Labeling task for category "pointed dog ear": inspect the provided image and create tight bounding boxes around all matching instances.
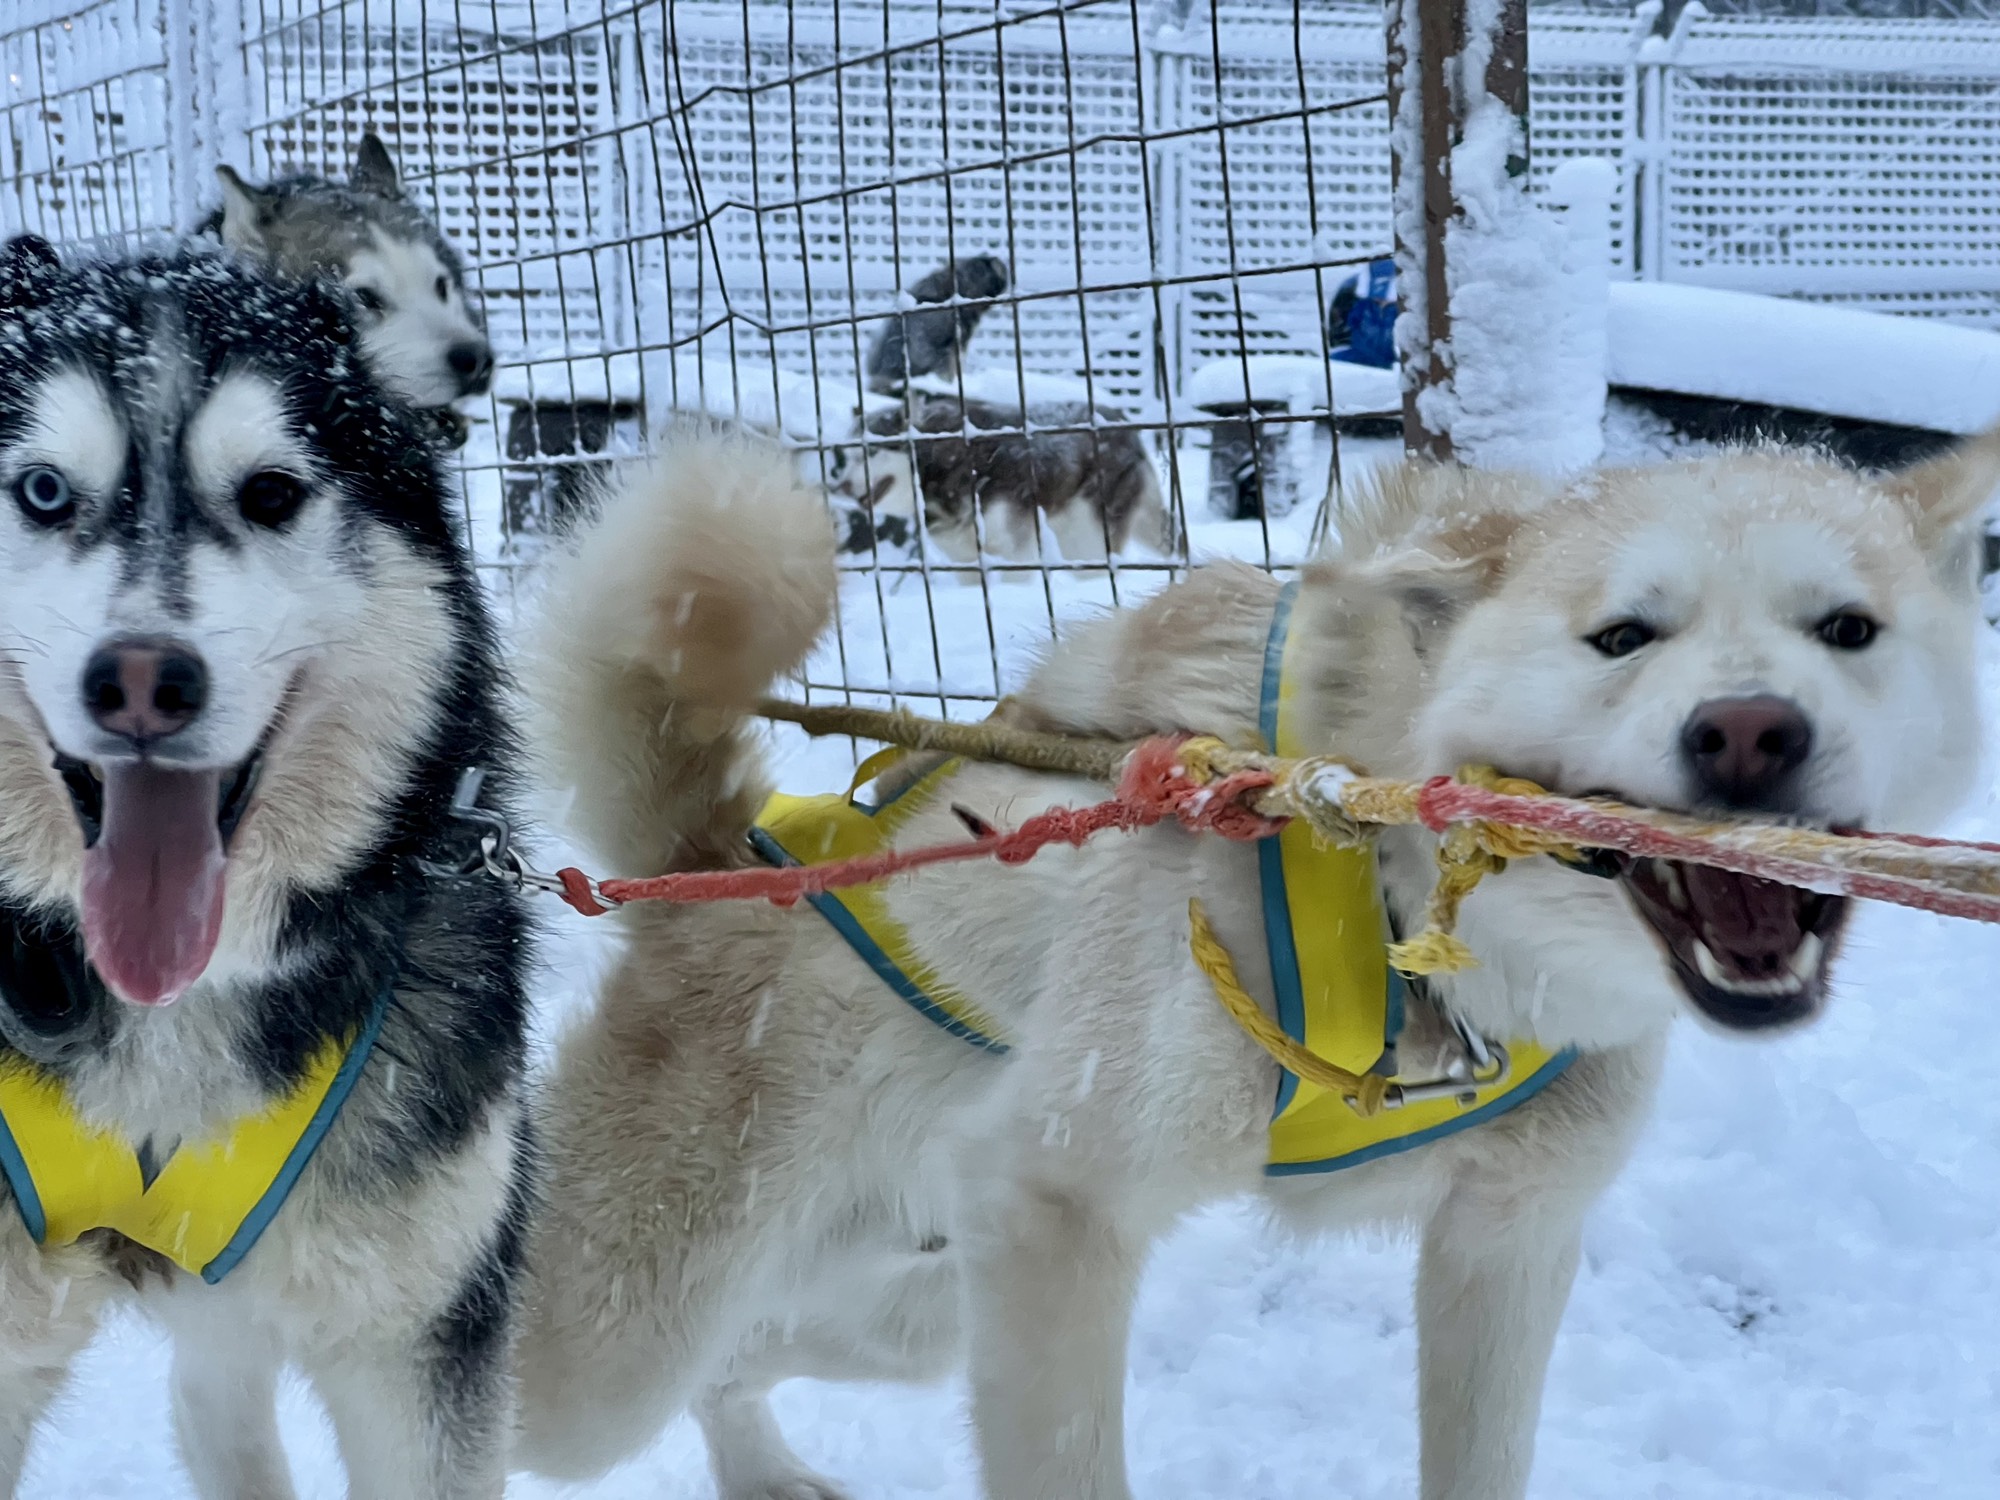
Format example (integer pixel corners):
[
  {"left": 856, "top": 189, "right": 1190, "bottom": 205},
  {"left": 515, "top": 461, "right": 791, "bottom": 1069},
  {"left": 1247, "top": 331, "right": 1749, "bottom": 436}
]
[
  {"left": 1885, "top": 426, "right": 2000, "bottom": 593},
  {"left": 350, "top": 133, "right": 402, "bottom": 198},
  {"left": 0, "top": 235, "right": 61, "bottom": 310},
  {"left": 1887, "top": 426, "right": 2000, "bottom": 550},
  {"left": 215, "top": 165, "right": 275, "bottom": 252},
  {"left": 1306, "top": 540, "right": 1512, "bottom": 663}
]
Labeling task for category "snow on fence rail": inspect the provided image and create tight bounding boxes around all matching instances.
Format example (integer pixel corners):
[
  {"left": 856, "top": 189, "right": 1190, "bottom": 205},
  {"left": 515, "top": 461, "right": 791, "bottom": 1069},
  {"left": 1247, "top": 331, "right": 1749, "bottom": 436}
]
[{"left": 4, "top": 1, "right": 2000, "bottom": 716}]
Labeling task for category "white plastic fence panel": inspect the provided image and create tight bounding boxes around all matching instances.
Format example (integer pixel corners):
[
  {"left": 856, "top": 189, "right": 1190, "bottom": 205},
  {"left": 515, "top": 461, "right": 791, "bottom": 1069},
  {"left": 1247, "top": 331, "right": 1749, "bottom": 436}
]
[
  {"left": 1154, "top": 4, "right": 1636, "bottom": 386},
  {"left": 1658, "top": 13, "right": 2000, "bottom": 329},
  {"left": 628, "top": 0, "right": 1159, "bottom": 426},
  {"left": 0, "top": 0, "right": 176, "bottom": 251},
  {"left": 1528, "top": 6, "right": 1644, "bottom": 276}
]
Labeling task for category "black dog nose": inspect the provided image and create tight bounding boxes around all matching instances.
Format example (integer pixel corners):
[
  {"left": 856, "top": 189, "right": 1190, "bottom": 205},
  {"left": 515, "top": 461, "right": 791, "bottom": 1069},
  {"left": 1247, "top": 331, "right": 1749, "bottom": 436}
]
[
  {"left": 82, "top": 640, "right": 208, "bottom": 744},
  {"left": 1681, "top": 695, "right": 1812, "bottom": 808},
  {"left": 447, "top": 341, "right": 493, "bottom": 393}
]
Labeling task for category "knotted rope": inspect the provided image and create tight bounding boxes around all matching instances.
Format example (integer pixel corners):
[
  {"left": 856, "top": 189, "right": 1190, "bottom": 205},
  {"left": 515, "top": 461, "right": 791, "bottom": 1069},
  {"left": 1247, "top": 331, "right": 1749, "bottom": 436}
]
[
  {"left": 746, "top": 699, "right": 2000, "bottom": 941},
  {"left": 540, "top": 698, "right": 2000, "bottom": 966}
]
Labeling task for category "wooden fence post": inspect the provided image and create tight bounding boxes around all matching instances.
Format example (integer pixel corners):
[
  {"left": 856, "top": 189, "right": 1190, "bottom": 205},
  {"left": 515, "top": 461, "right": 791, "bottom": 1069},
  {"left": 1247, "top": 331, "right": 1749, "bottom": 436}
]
[{"left": 1387, "top": 0, "right": 1531, "bottom": 461}]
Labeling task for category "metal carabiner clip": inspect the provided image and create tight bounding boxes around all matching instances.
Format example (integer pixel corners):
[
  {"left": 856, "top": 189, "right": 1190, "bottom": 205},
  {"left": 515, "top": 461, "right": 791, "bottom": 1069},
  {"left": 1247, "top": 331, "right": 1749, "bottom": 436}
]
[
  {"left": 417, "top": 767, "right": 616, "bottom": 912},
  {"left": 417, "top": 768, "right": 519, "bottom": 881},
  {"left": 1377, "top": 1012, "right": 1513, "bottom": 1111}
]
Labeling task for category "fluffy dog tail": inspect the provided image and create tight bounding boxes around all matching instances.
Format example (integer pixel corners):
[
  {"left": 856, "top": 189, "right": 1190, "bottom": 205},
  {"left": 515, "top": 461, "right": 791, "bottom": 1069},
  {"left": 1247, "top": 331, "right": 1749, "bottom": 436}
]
[{"left": 527, "top": 424, "right": 837, "bottom": 876}]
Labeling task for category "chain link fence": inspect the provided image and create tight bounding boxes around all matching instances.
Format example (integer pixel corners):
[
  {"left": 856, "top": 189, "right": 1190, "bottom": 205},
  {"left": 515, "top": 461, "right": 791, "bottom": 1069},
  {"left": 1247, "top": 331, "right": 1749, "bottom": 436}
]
[{"left": 5, "top": 0, "right": 2000, "bottom": 722}]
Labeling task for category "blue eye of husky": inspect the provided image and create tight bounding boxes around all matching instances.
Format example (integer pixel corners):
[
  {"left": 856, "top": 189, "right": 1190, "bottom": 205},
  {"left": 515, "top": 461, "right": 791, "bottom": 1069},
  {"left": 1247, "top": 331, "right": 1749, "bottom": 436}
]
[
  {"left": 13, "top": 466, "right": 74, "bottom": 526},
  {"left": 238, "top": 470, "right": 307, "bottom": 529}
]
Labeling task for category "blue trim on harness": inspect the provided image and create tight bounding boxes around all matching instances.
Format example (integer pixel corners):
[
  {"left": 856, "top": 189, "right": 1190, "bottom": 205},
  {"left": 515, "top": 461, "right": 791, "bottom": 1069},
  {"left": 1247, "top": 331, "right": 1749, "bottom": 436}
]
[
  {"left": 1264, "top": 1046, "right": 1579, "bottom": 1177},
  {"left": 0, "top": 1102, "right": 46, "bottom": 1244},
  {"left": 198, "top": 977, "right": 396, "bottom": 1283},
  {"left": 749, "top": 826, "right": 1012, "bottom": 1054},
  {"left": 1258, "top": 580, "right": 1308, "bottom": 1119}
]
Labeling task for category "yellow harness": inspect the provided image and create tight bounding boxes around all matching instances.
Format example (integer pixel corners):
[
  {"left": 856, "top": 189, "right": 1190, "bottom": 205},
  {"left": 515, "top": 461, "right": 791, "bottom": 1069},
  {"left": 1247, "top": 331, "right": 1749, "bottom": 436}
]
[
  {"left": 0, "top": 986, "right": 390, "bottom": 1282},
  {"left": 752, "top": 584, "right": 1575, "bottom": 1175}
]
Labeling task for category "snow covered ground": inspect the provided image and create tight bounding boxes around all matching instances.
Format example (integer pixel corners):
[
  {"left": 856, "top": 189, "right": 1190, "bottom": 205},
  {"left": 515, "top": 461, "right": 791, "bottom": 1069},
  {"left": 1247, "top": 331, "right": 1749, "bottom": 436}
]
[{"left": 19, "top": 430, "right": 2000, "bottom": 1499}]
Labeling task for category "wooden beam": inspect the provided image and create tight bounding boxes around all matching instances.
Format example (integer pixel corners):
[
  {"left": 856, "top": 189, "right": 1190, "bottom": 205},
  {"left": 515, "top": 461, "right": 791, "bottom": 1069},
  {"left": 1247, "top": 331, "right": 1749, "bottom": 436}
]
[{"left": 1388, "top": 0, "right": 1532, "bottom": 461}]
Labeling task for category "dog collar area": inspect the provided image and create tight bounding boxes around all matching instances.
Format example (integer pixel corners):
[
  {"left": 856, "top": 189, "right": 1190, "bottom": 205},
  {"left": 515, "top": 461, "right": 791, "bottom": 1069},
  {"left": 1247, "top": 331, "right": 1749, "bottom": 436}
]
[
  {"left": 750, "top": 581, "right": 1576, "bottom": 1177},
  {"left": 0, "top": 982, "right": 392, "bottom": 1283}
]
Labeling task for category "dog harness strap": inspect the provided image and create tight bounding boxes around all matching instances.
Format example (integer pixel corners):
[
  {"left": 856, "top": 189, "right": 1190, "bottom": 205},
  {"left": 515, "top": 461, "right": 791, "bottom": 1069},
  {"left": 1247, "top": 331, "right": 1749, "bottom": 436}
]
[
  {"left": 0, "top": 980, "right": 393, "bottom": 1282},
  {"left": 751, "top": 755, "right": 1011, "bottom": 1052},
  {"left": 747, "top": 586, "right": 1575, "bottom": 1174},
  {"left": 1258, "top": 579, "right": 1407, "bottom": 1121},
  {"left": 1257, "top": 582, "right": 1577, "bottom": 1176}
]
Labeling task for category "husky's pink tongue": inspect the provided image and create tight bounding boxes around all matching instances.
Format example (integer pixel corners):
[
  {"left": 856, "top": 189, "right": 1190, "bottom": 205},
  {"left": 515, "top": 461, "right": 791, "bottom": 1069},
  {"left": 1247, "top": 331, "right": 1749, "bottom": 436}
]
[{"left": 80, "top": 764, "right": 227, "bottom": 1006}]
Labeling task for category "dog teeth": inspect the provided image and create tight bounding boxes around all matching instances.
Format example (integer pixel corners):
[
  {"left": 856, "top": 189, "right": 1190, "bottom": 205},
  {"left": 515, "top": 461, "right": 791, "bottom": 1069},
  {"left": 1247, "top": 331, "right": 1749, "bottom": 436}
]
[
  {"left": 1652, "top": 858, "right": 1688, "bottom": 911},
  {"left": 1787, "top": 933, "right": 1825, "bottom": 983},
  {"left": 1692, "top": 939, "right": 1808, "bottom": 998},
  {"left": 1692, "top": 940, "right": 1729, "bottom": 989}
]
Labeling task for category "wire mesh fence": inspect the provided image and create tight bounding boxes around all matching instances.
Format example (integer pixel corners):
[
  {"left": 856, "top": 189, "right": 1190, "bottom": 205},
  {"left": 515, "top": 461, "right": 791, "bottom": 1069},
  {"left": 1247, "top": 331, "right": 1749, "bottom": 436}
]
[
  {"left": 2, "top": 1, "right": 177, "bottom": 252},
  {"left": 5, "top": 0, "right": 2000, "bottom": 728}
]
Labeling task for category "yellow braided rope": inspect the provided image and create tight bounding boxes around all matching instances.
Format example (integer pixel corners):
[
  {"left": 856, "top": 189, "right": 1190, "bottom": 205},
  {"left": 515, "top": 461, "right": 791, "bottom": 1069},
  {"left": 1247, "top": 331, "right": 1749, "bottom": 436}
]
[
  {"left": 1381, "top": 765, "right": 1586, "bottom": 977},
  {"left": 1187, "top": 898, "right": 1392, "bottom": 1117}
]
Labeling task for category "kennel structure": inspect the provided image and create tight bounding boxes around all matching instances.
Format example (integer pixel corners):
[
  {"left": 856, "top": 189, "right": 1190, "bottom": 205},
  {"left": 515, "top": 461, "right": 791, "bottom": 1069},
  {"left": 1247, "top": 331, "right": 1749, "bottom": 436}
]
[{"left": 5, "top": 0, "right": 2000, "bottom": 714}]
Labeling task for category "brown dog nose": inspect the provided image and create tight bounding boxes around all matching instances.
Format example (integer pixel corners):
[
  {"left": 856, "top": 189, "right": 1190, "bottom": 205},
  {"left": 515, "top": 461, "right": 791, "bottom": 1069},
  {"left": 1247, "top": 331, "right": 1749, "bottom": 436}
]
[
  {"left": 82, "top": 639, "right": 208, "bottom": 744},
  {"left": 1681, "top": 695, "right": 1812, "bottom": 808}
]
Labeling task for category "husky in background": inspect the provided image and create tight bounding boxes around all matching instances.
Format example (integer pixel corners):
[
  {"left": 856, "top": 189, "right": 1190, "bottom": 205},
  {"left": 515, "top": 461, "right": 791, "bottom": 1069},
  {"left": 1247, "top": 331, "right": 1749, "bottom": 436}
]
[
  {"left": 864, "top": 254, "right": 1010, "bottom": 396},
  {"left": 204, "top": 134, "right": 494, "bottom": 439},
  {"left": 514, "top": 425, "right": 1994, "bottom": 1499},
  {"left": 0, "top": 237, "right": 533, "bottom": 1498},
  {"left": 832, "top": 253, "right": 1175, "bottom": 562},
  {"left": 830, "top": 391, "right": 1173, "bottom": 562}
]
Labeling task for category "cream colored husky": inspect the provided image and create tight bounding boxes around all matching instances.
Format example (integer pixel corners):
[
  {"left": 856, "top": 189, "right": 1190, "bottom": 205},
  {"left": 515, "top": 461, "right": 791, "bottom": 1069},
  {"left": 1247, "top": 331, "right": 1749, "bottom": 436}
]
[{"left": 512, "top": 425, "right": 1997, "bottom": 1500}]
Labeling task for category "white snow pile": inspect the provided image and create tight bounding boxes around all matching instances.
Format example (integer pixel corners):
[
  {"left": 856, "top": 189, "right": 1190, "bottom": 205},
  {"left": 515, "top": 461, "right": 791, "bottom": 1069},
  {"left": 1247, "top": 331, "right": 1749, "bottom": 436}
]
[
  {"left": 1434, "top": 143, "right": 1612, "bottom": 476},
  {"left": 493, "top": 350, "right": 870, "bottom": 444},
  {"left": 1183, "top": 355, "right": 1401, "bottom": 421},
  {"left": 1607, "top": 281, "right": 2000, "bottom": 435}
]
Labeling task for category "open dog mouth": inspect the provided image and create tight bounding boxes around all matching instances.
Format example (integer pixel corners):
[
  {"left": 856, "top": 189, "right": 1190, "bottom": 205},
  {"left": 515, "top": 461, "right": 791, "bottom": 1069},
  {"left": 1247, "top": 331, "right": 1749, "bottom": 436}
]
[
  {"left": 54, "top": 748, "right": 264, "bottom": 851},
  {"left": 1591, "top": 851, "right": 1850, "bottom": 1031},
  {"left": 51, "top": 727, "right": 275, "bottom": 1009}
]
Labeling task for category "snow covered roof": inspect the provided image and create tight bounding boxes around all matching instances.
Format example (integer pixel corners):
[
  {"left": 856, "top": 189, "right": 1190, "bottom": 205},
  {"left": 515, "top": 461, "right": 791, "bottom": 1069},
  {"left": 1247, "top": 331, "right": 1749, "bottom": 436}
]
[{"left": 1607, "top": 281, "right": 2000, "bottom": 435}]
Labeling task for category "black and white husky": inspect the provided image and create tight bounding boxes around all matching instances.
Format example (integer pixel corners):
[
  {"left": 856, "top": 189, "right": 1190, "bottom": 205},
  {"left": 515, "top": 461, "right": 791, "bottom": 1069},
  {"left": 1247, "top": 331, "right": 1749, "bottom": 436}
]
[
  {"left": 0, "top": 237, "right": 533, "bottom": 1497},
  {"left": 205, "top": 134, "right": 495, "bottom": 433}
]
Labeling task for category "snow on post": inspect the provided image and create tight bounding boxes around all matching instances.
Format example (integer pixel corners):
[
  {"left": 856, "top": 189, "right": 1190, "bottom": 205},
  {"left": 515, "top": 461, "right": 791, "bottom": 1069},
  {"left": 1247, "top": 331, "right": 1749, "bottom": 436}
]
[
  {"left": 1388, "top": 0, "right": 1610, "bottom": 474},
  {"left": 160, "top": 0, "right": 252, "bottom": 234}
]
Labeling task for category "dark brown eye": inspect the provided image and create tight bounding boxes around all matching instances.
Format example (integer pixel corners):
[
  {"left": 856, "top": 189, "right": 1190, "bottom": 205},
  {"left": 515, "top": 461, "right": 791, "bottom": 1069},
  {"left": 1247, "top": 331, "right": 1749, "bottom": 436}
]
[
  {"left": 1588, "top": 620, "right": 1655, "bottom": 659},
  {"left": 1816, "top": 609, "right": 1879, "bottom": 651},
  {"left": 238, "top": 470, "right": 307, "bottom": 529},
  {"left": 351, "top": 286, "right": 385, "bottom": 313},
  {"left": 434, "top": 275, "right": 450, "bottom": 301}
]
